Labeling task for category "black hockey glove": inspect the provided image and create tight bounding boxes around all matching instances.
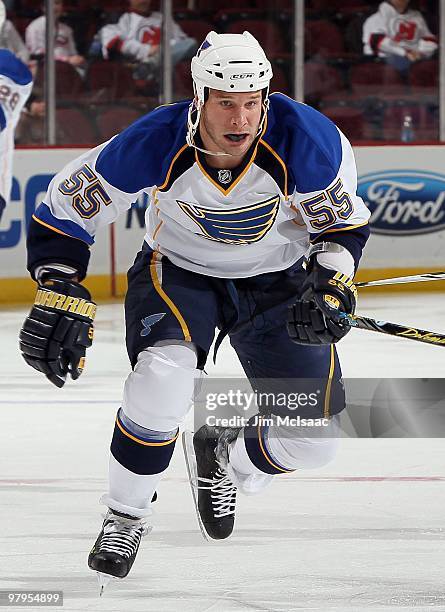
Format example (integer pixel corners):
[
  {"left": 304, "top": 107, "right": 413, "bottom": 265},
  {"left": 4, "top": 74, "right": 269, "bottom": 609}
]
[
  {"left": 287, "top": 260, "right": 357, "bottom": 345},
  {"left": 19, "top": 278, "right": 96, "bottom": 388}
]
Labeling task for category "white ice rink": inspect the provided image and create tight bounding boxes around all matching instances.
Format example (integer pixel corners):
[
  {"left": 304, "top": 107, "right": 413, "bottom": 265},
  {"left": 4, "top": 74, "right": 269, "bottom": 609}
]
[{"left": 1, "top": 293, "right": 445, "bottom": 611}]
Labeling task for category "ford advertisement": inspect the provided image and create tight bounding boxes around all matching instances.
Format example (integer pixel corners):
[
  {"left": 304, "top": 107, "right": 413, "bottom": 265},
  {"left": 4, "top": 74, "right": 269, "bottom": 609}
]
[{"left": 358, "top": 170, "right": 445, "bottom": 236}]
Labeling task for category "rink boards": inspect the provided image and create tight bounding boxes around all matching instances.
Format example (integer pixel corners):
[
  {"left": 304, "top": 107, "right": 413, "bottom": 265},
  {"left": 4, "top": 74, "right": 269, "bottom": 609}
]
[{"left": 1, "top": 144, "right": 445, "bottom": 302}]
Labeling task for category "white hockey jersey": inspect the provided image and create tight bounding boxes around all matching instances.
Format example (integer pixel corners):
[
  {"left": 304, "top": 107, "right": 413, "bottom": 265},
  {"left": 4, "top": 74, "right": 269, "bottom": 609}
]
[
  {"left": 0, "top": 50, "right": 32, "bottom": 202},
  {"left": 363, "top": 1, "right": 438, "bottom": 58},
  {"left": 99, "top": 11, "right": 192, "bottom": 61},
  {"left": 25, "top": 16, "right": 78, "bottom": 59},
  {"left": 31, "top": 94, "right": 370, "bottom": 279}
]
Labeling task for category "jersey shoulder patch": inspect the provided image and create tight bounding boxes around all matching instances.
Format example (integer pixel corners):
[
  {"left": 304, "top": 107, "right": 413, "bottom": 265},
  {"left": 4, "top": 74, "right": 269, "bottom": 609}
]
[
  {"left": 95, "top": 101, "right": 190, "bottom": 194},
  {"left": 265, "top": 93, "right": 343, "bottom": 193},
  {"left": 0, "top": 49, "right": 33, "bottom": 85}
]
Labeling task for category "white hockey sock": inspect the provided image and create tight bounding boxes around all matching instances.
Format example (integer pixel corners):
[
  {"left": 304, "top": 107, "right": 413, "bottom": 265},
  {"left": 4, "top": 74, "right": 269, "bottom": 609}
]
[
  {"left": 228, "top": 416, "right": 340, "bottom": 489},
  {"left": 229, "top": 429, "right": 265, "bottom": 476},
  {"left": 101, "top": 454, "right": 162, "bottom": 519},
  {"left": 266, "top": 429, "right": 339, "bottom": 470},
  {"left": 266, "top": 415, "right": 340, "bottom": 470},
  {"left": 102, "top": 343, "right": 199, "bottom": 519},
  {"left": 227, "top": 430, "right": 274, "bottom": 495}
]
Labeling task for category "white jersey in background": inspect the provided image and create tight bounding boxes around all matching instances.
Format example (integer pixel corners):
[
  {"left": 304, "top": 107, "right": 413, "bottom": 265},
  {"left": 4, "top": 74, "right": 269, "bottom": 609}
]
[
  {"left": 99, "top": 11, "right": 191, "bottom": 61},
  {"left": 0, "top": 49, "right": 32, "bottom": 203},
  {"left": 363, "top": 1, "right": 438, "bottom": 58},
  {"left": 25, "top": 16, "right": 78, "bottom": 59}
]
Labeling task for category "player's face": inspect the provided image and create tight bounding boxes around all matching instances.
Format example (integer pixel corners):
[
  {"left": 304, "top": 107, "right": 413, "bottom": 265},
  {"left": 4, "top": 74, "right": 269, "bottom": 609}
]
[
  {"left": 200, "top": 89, "right": 263, "bottom": 161},
  {"left": 390, "top": 0, "right": 410, "bottom": 13}
]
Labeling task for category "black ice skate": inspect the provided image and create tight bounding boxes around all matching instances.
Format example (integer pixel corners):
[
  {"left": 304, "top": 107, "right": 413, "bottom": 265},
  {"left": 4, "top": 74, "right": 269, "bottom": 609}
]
[
  {"left": 88, "top": 509, "right": 150, "bottom": 594},
  {"left": 183, "top": 425, "right": 239, "bottom": 541}
]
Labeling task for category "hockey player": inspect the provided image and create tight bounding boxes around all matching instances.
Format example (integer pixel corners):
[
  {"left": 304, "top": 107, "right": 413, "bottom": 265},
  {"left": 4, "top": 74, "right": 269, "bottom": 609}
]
[
  {"left": 0, "top": 1, "right": 33, "bottom": 221},
  {"left": 363, "top": 0, "right": 438, "bottom": 71},
  {"left": 19, "top": 31, "right": 370, "bottom": 584}
]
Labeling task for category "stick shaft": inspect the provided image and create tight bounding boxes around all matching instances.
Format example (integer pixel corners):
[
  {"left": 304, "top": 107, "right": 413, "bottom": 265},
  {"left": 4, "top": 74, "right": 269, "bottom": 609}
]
[
  {"left": 339, "top": 313, "right": 445, "bottom": 347},
  {"left": 356, "top": 271, "right": 445, "bottom": 288}
]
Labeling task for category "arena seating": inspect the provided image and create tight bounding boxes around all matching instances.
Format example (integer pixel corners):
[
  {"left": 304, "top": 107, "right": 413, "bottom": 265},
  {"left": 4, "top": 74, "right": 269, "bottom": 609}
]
[
  {"left": 305, "top": 20, "right": 345, "bottom": 58},
  {"left": 56, "top": 107, "right": 97, "bottom": 144},
  {"left": 409, "top": 60, "right": 438, "bottom": 89},
  {"left": 320, "top": 104, "right": 368, "bottom": 141},
  {"left": 95, "top": 105, "right": 143, "bottom": 141},
  {"left": 304, "top": 62, "right": 344, "bottom": 106},
  {"left": 35, "top": 61, "right": 85, "bottom": 100},
  {"left": 87, "top": 60, "right": 136, "bottom": 102},
  {"left": 225, "top": 20, "right": 287, "bottom": 55},
  {"left": 7, "top": 0, "right": 439, "bottom": 144},
  {"left": 174, "top": 19, "right": 213, "bottom": 45},
  {"left": 349, "top": 61, "right": 406, "bottom": 96}
]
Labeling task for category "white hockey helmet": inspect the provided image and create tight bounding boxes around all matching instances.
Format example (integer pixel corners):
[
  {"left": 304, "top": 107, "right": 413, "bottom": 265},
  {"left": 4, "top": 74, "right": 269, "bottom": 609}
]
[
  {"left": 191, "top": 30, "right": 273, "bottom": 103},
  {"left": 0, "top": 1, "right": 5, "bottom": 31},
  {"left": 187, "top": 31, "right": 273, "bottom": 156}
]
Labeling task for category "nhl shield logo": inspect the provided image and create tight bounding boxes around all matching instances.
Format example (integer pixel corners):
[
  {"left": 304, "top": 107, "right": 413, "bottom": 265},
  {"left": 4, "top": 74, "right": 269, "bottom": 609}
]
[{"left": 218, "top": 169, "right": 232, "bottom": 184}]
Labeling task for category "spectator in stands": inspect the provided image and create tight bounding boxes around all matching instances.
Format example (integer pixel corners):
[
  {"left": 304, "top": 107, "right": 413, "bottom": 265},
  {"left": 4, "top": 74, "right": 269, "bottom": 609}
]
[
  {"left": 97, "top": 0, "right": 197, "bottom": 83},
  {"left": 0, "top": 13, "right": 28, "bottom": 63},
  {"left": 363, "top": 0, "right": 438, "bottom": 72},
  {"left": 25, "top": 0, "right": 85, "bottom": 69}
]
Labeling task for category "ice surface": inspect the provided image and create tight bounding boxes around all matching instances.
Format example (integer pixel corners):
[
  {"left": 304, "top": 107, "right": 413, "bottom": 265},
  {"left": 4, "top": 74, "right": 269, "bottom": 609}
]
[{"left": 1, "top": 293, "right": 445, "bottom": 611}]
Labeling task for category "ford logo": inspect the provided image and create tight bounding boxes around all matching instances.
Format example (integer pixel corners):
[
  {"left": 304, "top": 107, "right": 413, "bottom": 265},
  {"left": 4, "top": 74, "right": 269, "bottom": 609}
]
[{"left": 357, "top": 170, "right": 445, "bottom": 235}]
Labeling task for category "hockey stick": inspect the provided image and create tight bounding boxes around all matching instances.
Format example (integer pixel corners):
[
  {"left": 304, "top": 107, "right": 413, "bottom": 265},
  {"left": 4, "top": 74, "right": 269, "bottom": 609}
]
[
  {"left": 338, "top": 312, "right": 445, "bottom": 347},
  {"left": 356, "top": 271, "right": 445, "bottom": 288}
]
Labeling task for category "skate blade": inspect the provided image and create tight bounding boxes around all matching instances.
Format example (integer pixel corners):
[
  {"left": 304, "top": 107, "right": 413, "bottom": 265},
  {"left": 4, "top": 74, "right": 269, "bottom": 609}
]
[
  {"left": 96, "top": 572, "right": 115, "bottom": 597},
  {"left": 182, "top": 430, "right": 210, "bottom": 543}
]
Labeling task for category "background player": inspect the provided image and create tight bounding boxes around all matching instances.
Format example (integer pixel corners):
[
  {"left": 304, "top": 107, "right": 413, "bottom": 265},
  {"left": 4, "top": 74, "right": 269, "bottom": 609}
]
[
  {"left": 0, "top": 0, "right": 32, "bottom": 222},
  {"left": 19, "top": 31, "right": 369, "bottom": 587}
]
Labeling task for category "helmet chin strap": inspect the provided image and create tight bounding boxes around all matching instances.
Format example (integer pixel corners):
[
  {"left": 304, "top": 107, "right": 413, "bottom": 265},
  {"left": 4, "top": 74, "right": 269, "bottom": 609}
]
[
  {"left": 186, "top": 89, "right": 269, "bottom": 158},
  {"left": 186, "top": 99, "right": 231, "bottom": 157},
  {"left": 192, "top": 144, "right": 232, "bottom": 157}
]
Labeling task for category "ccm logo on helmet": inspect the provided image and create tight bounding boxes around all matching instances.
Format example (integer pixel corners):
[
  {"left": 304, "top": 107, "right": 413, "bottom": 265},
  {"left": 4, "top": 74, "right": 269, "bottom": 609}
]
[{"left": 230, "top": 73, "right": 255, "bottom": 80}]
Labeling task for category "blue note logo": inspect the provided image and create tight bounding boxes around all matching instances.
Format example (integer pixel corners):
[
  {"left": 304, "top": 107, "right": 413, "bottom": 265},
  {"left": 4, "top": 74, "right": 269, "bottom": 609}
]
[
  {"left": 358, "top": 170, "right": 445, "bottom": 235},
  {"left": 140, "top": 313, "right": 166, "bottom": 337},
  {"left": 177, "top": 196, "right": 280, "bottom": 245},
  {"left": 196, "top": 39, "right": 211, "bottom": 57}
]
